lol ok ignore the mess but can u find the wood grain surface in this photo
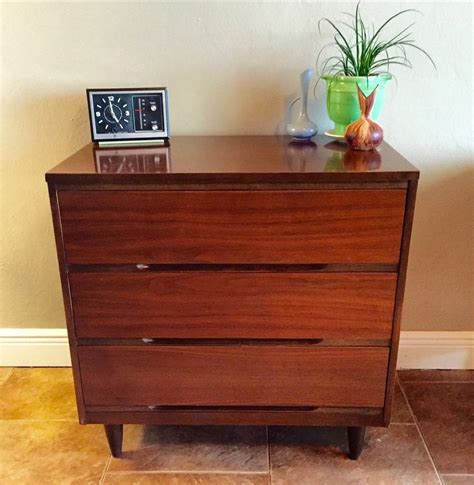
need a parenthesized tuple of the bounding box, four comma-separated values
(84, 407, 384, 427)
(71, 271, 397, 339)
(46, 136, 419, 440)
(45, 136, 419, 185)
(59, 189, 406, 264)
(79, 345, 389, 408)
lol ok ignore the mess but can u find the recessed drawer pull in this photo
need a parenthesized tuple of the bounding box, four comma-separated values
(136, 264, 149, 270)
(142, 338, 156, 344)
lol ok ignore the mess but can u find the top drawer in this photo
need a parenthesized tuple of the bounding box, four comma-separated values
(58, 189, 406, 264)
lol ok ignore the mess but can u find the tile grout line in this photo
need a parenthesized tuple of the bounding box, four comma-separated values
(441, 474, 474, 477)
(266, 426, 273, 485)
(104, 470, 271, 476)
(442, 474, 474, 476)
(0, 419, 78, 422)
(99, 455, 112, 485)
(399, 381, 474, 384)
(0, 368, 13, 383)
(398, 378, 444, 485)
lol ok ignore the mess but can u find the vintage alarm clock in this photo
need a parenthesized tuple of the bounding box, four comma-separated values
(87, 88, 169, 145)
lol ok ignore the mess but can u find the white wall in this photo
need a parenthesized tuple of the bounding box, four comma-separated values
(1, 1, 472, 331)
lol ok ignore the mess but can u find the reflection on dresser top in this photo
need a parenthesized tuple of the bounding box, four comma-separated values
(46, 135, 418, 184)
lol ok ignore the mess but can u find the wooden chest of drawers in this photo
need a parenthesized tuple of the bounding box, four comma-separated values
(46, 136, 418, 459)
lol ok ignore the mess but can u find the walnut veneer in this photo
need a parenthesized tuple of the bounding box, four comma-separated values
(46, 135, 418, 459)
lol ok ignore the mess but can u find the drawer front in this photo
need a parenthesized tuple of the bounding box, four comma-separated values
(71, 272, 397, 340)
(79, 345, 389, 407)
(59, 190, 406, 264)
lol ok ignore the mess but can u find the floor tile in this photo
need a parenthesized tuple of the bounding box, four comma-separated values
(391, 380, 413, 423)
(104, 472, 269, 484)
(108, 425, 268, 473)
(0, 420, 109, 484)
(269, 425, 439, 484)
(0, 367, 12, 383)
(0, 368, 77, 420)
(402, 382, 474, 474)
(398, 370, 474, 382)
(442, 476, 474, 485)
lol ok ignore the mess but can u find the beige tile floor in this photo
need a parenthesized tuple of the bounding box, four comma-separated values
(0, 368, 473, 485)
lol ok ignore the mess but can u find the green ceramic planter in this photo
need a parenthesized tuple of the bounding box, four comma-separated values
(322, 74, 391, 136)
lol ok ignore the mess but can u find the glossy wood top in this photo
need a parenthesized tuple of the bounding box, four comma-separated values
(46, 135, 418, 185)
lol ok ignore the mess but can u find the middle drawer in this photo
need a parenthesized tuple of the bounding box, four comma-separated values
(70, 272, 397, 340)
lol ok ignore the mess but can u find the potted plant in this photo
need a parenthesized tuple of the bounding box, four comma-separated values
(318, 2, 435, 136)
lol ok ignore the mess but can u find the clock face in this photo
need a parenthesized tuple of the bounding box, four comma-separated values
(87, 88, 169, 142)
(92, 94, 132, 134)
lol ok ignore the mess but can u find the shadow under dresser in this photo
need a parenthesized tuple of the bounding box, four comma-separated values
(45, 135, 419, 459)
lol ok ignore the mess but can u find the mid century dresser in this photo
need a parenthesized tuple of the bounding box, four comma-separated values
(46, 136, 418, 459)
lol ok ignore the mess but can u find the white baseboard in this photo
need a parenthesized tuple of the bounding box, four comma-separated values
(0, 328, 473, 369)
(398, 331, 473, 369)
(0, 328, 71, 367)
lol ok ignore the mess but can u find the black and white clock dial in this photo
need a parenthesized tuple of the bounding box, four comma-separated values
(87, 88, 169, 141)
(93, 95, 131, 134)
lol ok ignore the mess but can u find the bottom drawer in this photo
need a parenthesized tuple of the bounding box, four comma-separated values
(79, 345, 389, 408)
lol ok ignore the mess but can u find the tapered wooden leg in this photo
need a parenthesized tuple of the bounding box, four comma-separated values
(104, 424, 123, 458)
(347, 426, 366, 460)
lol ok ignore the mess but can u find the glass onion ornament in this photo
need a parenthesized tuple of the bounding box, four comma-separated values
(345, 85, 384, 150)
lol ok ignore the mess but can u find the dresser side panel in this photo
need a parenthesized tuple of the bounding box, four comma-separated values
(383, 179, 418, 424)
(47, 184, 86, 421)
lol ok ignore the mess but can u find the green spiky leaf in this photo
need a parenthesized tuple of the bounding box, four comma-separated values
(317, 1, 436, 77)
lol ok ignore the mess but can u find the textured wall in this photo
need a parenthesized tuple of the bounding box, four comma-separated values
(1, 2, 472, 331)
